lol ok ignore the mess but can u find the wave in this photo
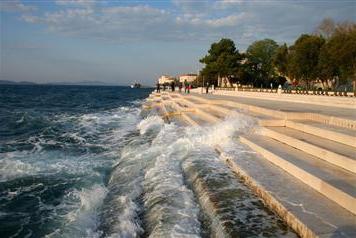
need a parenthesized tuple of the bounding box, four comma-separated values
(101, 114, 257, 237)
(0, 158, 39, 182)
(101, 111, 296, 237)
(137, 115, 164, 135)
(45, 184, 108, 238)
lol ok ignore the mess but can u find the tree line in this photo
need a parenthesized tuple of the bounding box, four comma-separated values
(198, 18, 356, 92)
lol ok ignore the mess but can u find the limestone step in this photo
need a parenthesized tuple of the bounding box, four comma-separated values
(175, 98, 220, 123)
(196, 103, 286, 127)
(240, 134, 356, 215)
(218, 146, 356, 238)
(286, 120, 356, 148)
(181, 112, 207, 126)
(261, 126, 356, 173)
(188, 92, 356, 129)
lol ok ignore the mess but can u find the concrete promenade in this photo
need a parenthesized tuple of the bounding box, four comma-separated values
(204, 89, 356, 109)
(144, 90, 356, 238)
(194, 92, 356, 121)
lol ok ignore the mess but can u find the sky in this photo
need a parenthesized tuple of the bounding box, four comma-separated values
(0, 0, 355, 86)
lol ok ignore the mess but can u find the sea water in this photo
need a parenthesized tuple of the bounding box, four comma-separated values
(0, 85, 296, 237)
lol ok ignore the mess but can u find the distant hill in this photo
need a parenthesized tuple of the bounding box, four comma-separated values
(0, 80, 37, 85)
(0, 80, 153, 87)
(46, 80, 114, 86)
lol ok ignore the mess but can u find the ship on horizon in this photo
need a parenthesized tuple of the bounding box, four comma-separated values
(130, 82, 141, 88)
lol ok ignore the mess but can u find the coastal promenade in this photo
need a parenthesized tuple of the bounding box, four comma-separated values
(144, 90, 356, 238)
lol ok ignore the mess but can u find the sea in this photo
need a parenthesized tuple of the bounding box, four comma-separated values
(0, 85, 296, 238)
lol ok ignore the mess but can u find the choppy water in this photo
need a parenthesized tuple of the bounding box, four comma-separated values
(0, 85, 296, 237)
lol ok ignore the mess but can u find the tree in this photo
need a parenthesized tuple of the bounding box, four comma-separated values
(245, 39, 279, 87)
(200, 38, 242, 86)
(288, 34, 325, 89)
(315, 18, 336, 39)
(328, 22, 356, 91)
(272, 43, 289, 77)
(317, 44, 338, 89)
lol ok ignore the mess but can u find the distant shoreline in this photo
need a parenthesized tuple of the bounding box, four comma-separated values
(0, 80, 153, 88)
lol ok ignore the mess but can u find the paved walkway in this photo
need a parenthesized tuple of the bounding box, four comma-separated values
(191, 93, 356, 121)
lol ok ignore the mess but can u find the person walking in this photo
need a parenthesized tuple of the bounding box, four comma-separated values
(179, 82, 182, 93)
(206, 82, 209, 94)
(156, 82, 160, 93)
(187, 84, 191, 94)
(184, 80, 188, 93)
(171, 81, 175, 92)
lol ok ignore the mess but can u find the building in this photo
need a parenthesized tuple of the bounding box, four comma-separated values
(178, 74, 197, 84)
(158, 75, 175, 85)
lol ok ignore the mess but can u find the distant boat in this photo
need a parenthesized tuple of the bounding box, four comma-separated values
(130, 82, 141, 88)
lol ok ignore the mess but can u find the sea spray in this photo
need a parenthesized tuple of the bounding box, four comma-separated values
(143, 124, 201, 237)
(45, 184, 108, 238)
(99, 115, 165, 237)
(100, 111, 297, 237)
(179, 113, 296, 237)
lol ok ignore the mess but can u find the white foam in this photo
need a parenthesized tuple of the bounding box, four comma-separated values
(0, 158, 39, 182)
(137, 115, 164, 135)
(186, 112, 257, 148)
(46, 184, 108, 238)
(142, 124, 201, 237)
(100, 111, 258, 237)
(106, 196, 144, 238)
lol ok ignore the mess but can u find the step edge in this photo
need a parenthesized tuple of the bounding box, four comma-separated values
(239, 135, 356, 215)
(216, 146, 317, 238)
(261, 127, 356, 174)
(286, 121, 356, 148)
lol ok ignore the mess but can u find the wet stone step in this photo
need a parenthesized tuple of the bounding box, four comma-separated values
(183, 150, 297, 238)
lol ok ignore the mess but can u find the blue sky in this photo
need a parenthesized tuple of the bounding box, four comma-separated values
(1, 0, 355, 85)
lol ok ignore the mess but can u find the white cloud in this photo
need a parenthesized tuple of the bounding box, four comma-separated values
(206, 14, 247, 27)
(55, 0, 96, 8)
(0, 0, 36, 12)
(18, 0, 356, 48)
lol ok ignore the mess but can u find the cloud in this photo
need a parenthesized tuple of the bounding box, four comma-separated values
(0, 0, 36, 12)
(18, 0, 356, 48)
(55, 0, 98, 8)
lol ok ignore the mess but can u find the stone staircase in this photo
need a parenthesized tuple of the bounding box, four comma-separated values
(185, 92, 356, 215)
(145, 92, 356, 237)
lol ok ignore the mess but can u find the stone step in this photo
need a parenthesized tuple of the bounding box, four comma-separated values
(286, 120, 356, 148)
(196, 103, 286, 127)
(240, 134, 356, 215)
(218, 146, 356, 238)
(186, 93, 356, 130)
(172, 97, 220, 124)
(261, 126, 356, 174)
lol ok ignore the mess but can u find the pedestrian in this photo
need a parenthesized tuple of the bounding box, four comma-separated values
(163, 84, 166, 91)
(184, 80, 188, 93)
(171, 81, 175, 92)
(187, 84, 191, 94)
(179, 82, 182, 92)
(156, 82, 160, 93)
(206, 82, 209, 94)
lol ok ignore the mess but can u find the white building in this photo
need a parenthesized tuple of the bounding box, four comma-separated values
(158, 75, 175, 85)
(178, 74, 197, 83)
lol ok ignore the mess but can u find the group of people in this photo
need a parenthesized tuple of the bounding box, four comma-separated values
(156, 80, 191, 94)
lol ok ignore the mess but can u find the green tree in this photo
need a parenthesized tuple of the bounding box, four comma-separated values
(327, 22, 356, 91)
(200, 38, 242, 85)
(272, 43, 289, 77)
(288, 34, 325, 89)
(245, 39, 279, 87)
(317, 44, 338, 89)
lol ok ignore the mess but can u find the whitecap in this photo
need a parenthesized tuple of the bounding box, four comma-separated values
(137, 115, 164, 135)
(0, 159, 39, 182)
(46, 184, 108, 238)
